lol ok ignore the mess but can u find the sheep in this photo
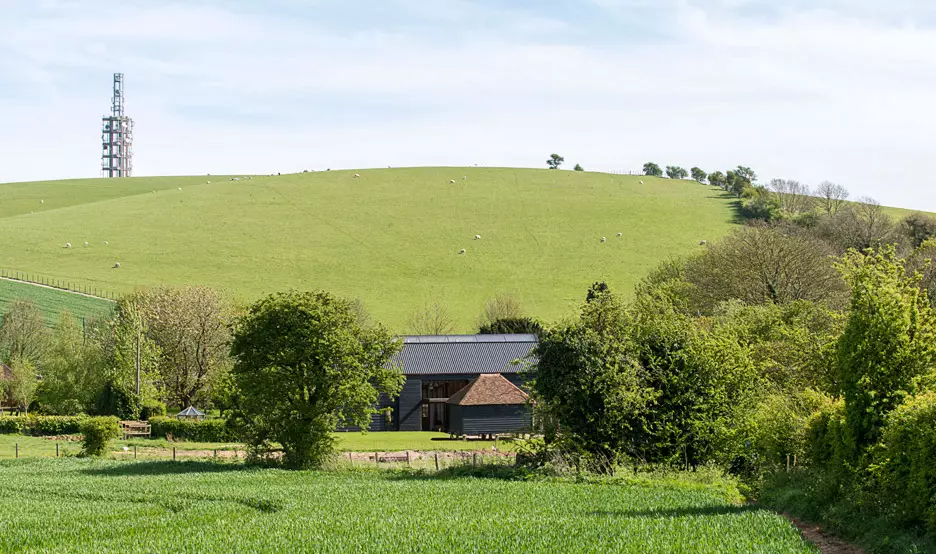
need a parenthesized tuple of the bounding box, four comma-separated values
(616, 232, 623, 237)
(601, 237, 607, 243)
(459, 249, 466, 254)
(65, 242, 71, 249)
(206, 181, 211, 184)
(83, 241, 89, 247)
(178, 187, 182, 191)
(39, 200, 44, 204)
(474, 235, 481, 240)
(699, 240, 707, 246)
(449, 180, 455, 184)
(463, 176, 467, 180)
(353, 173, 361, 178)
(104, 241, 109, 245)
(639, 180, 644, 184)
(113, 262, 120, 268)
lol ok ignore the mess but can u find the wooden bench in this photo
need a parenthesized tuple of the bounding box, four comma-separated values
(119, 420, 151, 439)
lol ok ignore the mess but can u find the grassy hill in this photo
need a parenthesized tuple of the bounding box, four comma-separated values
(0, 168, 739, 330)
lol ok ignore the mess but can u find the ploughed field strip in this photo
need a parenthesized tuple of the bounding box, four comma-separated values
(0, 459, 817, 553)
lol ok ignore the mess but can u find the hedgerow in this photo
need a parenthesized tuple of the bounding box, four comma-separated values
(148, 416, 237, 442)
(0, 415, 87, 436)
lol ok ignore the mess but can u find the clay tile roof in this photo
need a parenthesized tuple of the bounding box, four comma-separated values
(0, 363, 13, 381)
(446, 373, 529, 406)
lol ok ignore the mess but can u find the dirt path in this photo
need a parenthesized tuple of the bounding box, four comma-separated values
(785, 514, 864, 554)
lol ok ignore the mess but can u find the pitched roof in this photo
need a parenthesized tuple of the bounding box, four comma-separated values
(176, 406, 204, 417)
(393, 334, 537, 376)
(446, 373, 529, 406)
(0, 363, 13, 381)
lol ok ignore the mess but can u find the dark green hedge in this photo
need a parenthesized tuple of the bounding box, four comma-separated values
(0, 415, 87, 436)
(148, 417, 237, 442)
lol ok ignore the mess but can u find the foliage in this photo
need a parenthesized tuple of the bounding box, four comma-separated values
(31, 415, 87, 436)
(6, 356, 38, 415)
(835, 247, 936, 455)
(725, 170, 751, 198)
(642, 162, 663, 177)
(478, 317, 544, 335)
(665, 166, 688, 180)
(478, 294, 525, 329)
(35, 312, 106, 415)
(546, 153, 564, 170)
(873, 390, 936, 535)
(407, 302, 455, 335)
(229, 291, 405, 469)
(739, 185, 780, 221)
(707, 171, 726, 189)
(149, 416, 236, 442)
(815, 181, 849, 217)
(769, 178, 813, 216)
(902, 212, 936, 248)
(0, 299, 50, 365)
(690, 167, 707, 183)
(684, 226, 847, 314)
(135, 286, 234, 408)
(78, 416, 119, 457)
(139, 399, 167, 420)
(0, 460, 817, 553)
(95, 298, 161, 419)
(573, 163, 583, 172)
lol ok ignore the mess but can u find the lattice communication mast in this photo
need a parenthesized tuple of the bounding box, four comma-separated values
(101, 73, 134, 177)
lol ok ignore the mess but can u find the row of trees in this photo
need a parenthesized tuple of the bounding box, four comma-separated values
(407, 294, 541, 335)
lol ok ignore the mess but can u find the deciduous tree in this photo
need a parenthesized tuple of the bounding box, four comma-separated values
(690, 167, 707, 183)
(0, 300, 50, 365)
(547, 153, 564, 170)
(408, 302, 455, 335)
(816, 181, 849, 216)
(230, 291, 404, 469)
(665, 166, 688, 180)
(643, 162, 663, 177)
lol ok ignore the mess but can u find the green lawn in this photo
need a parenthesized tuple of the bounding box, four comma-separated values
(0, 458, 817, 553)
(0, 278, 114, 326)
(0, 168, 739, 331)
(0, 432, 507, 459)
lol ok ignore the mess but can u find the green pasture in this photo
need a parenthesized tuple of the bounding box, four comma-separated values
(0, 458, 817, 553)
(0, 278, 114, 326)
(0, 168, 739, 330)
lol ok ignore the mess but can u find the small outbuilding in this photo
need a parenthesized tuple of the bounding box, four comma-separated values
(175, 406, 205, 421)
(446, 373, 531, 437)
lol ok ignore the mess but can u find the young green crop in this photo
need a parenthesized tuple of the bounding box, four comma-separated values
(0, 458, 817, 553)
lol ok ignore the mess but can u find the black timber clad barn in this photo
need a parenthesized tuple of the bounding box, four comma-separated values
(347, 334, 537, 432)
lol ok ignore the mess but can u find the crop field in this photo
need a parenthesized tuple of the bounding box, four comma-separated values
(0, 278, 114, 326)
(0, 168, 739, 330)
(0, 459, 816, 553)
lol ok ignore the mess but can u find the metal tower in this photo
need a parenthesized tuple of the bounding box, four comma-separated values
(101, 73, 134, 177)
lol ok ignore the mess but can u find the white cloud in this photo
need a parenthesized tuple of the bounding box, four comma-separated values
(1, 0, 935, 210)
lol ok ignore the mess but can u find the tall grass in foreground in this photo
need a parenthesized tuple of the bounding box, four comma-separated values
(0, 458, 816, 553)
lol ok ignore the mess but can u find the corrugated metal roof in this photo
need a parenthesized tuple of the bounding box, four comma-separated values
(393, 334, 537, 376)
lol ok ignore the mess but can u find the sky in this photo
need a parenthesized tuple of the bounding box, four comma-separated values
(1, 0, 935, 210)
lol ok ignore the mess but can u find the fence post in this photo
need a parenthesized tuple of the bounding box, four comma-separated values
(348, 452, 353, 467)
(172, 447, 176, 461)
(134, 446, 137, 459)
(434, 452, 439, 471)
(56, 443, 59, 457)
(214, 449, 217, 459)
(786, 454, 791, 472)
(15, 443, 18, 458)
(374, 451, 379, 467)
(406, 450, 411, 467)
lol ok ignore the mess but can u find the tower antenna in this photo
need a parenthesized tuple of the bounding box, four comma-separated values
(101, 73, 134, 177)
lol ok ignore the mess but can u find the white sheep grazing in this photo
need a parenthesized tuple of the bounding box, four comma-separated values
(40, 200, 44, 204)
(616, 232, 623, 237)
(474, 235, 481, 240)
(639, 180, 644, 184)
(83, 241, 89, 246)
(178, 187, 182, 191)
(601, 237, 607, 243)
(113, 262, 120, 268)
(459, 249, 466, 254)
(463, 176, 467, 180)
(353, 174, 360, 178)
(699, 240, 707, 246)
(65, 242, 71, 249)
(104, 241, 109, 245)
(449, 180, 455, 184)
(206, 181, 211, 184)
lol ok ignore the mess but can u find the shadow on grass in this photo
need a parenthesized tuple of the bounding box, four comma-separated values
(588, 505, 763, 519)
(383, 464, 546, 482)
(706, 191, 746, 225)
(81, 460, 251, 477)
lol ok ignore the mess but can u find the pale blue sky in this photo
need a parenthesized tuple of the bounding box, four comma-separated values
(1, 0, 935, 209)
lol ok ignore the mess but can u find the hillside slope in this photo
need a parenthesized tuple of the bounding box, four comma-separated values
(0, 168, 739, 330)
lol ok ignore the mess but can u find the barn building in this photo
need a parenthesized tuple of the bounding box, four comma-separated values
(446, 373, 531, 437)
(346, 334, 537, 433)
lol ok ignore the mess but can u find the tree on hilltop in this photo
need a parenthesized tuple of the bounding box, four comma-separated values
(573, 164, 584, 172)
(816, 181, 850, 217)
(547, 154, 564, 170)
(690, 167, 707, 183)
(708, 171, 727, 189)
(666, 166, 688, 180)
(643, 163, 663, 177)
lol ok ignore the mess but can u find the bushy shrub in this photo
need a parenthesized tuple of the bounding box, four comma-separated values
(31, 416, 85, 436)
(149, 417, 236, 442)
(805, 397, 849, 472)
(874, 391, 936, 534)
(79, 416, 120, 457)
(139, 399, 167, 420)
(0, 415, 86, 436)
(0, 416, 27, 434)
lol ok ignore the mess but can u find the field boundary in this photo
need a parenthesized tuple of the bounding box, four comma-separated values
(0, 271, 118, 302)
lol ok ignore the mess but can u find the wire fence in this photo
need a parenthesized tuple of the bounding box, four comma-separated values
(0, 269, 119, 302)
(604, 169, 645, 176)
